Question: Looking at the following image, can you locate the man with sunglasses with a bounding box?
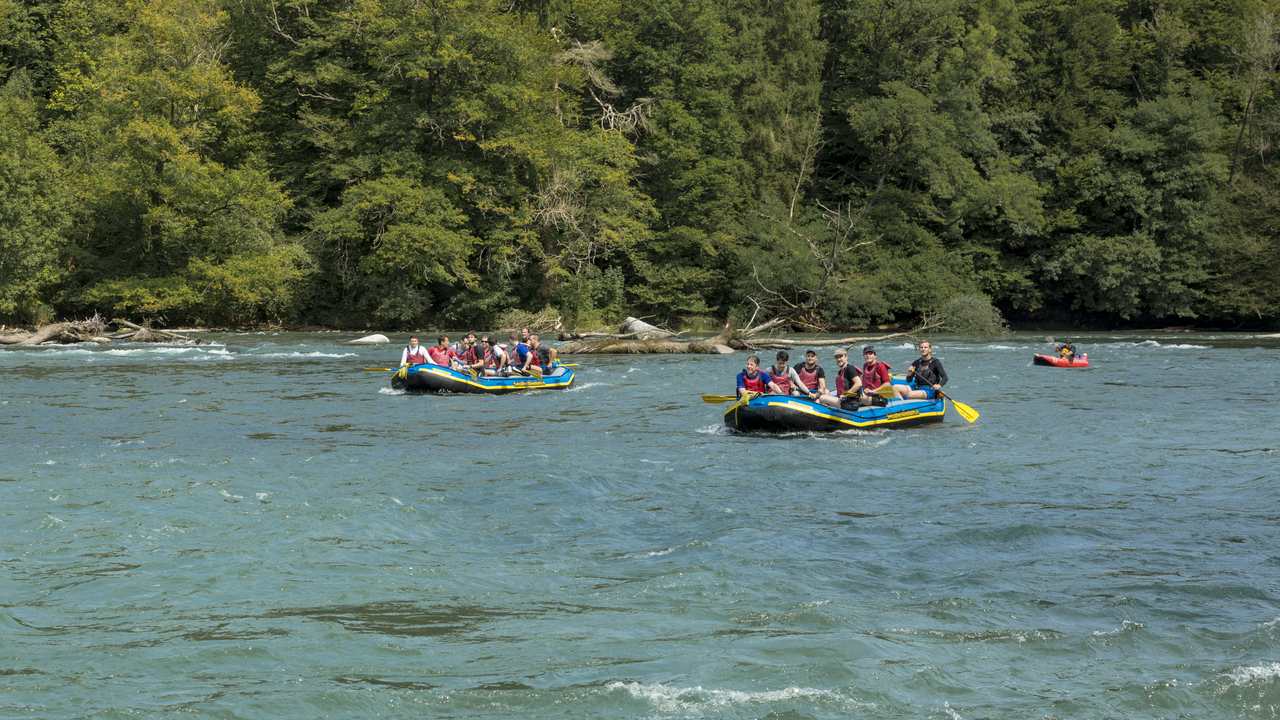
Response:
[479,336,508,377]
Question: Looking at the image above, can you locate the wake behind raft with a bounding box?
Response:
[724,380,945,433]
[390,364,575,394]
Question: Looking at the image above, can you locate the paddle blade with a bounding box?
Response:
[948,397,980,423]
[528,366,544,378]
[701,394,738,404]
[872,384,898,400]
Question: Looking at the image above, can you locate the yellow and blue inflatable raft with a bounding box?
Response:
[390,364,575,394]
[723,393,945,432]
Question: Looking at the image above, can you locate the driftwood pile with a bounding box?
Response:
[0,316,205,346]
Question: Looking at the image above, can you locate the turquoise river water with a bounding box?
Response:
[2,331,1279,719]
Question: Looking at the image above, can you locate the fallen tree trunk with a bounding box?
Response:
[111,318,202,344]
[555,320,938,355]
[0,316,109,345]
[0,316,204,346]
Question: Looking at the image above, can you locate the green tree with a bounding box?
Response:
[48,0,295,323]
[0,74,73,323]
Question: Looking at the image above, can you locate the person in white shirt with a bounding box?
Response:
[400,336,432,367]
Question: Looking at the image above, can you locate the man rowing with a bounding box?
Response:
[737,355,784,398]
[1056,339,1077,362]
[818,348,861,409]
[479,336,508,376]
[793,349,827,399]
[400,336,430,367]
[427,334,464,371]
[858,346,893,406]
[457,332,482,369]
[895,339,947,400]
[531,334,556,369]
[767,351,806,397]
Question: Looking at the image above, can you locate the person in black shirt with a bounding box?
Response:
[895,340,948,400]
[1056,339,1077,362]
[818,348,862,409]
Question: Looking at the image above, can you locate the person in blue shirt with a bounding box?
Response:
[737,356,784,398]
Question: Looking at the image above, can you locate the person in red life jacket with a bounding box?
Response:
[767,351,805,397]
[479,336,508,376]
[895,339,948,400]
[520,327,532,346]
[793,349,827,400]
[737,355,784,398]
[400,336,430,367]
[530,334,556,370]
[459,332,485,373]
[503,332,527,374]
[818,347,862,409]
[427,334,463,371]
[858,346,893,406]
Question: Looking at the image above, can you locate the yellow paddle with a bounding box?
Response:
[840,384,898,400]
[904,370,979,422]
[702,394,740,403]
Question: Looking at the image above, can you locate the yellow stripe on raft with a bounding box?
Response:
[414,366,572,390]
[763,398,944,428]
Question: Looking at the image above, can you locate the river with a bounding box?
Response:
[2,331,1278,718]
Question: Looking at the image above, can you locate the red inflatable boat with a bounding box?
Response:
[1033,353,1089,368]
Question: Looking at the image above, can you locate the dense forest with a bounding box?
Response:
[1,0,1278,330]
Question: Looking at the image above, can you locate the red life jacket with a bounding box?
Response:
[795,363,821,391]
[484,347,502,368]
[769,366,791,395]
[861,361,891,389]
[741,369,769,393]
[427,345,453,365]
[525,345,541,367]
[461,344,481,364]
[835,364,860,394]
[405,345,427,365]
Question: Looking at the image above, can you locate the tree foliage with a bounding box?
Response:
[1,0,1279,328]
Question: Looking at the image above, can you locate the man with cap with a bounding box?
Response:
[793,349,827,400]
[858,346,893,406]
[1056,339,1077,362]
[818,348,862,409]
[895,339,947,400]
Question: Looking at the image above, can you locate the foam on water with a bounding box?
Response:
[606,681,849,713]
[378,387,406,395]
[566,382,603,392]
[257,351,359,358]
[1226,663,1280,685]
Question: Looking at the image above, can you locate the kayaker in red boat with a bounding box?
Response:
[793,349,827,400]
[427,334,464,371]
[858,346,893,406]
[819,348,862,409]
[767,351,805,397]
[1056,339,1077,362]
[737,355,783,399]
[895,339,947,400]
[400,336,430,367]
